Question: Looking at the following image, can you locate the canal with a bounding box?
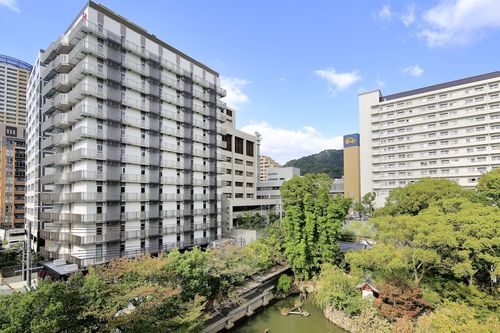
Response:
[228,296,347,333]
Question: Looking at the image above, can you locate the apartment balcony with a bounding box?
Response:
[39,229,71,243]
[161,176,191,185]
[121,192,160,201]
[194,237,210,246]
[39,246,61,260]
[41,133,70,150]
[69,102,120,123]
[69,59,106,85]
[217,86,227,97]
[69,82,106,103]
[41,35,71,64]
[52,93,71,111]
[120,211,160,221]
[120,173,160,183]
[160,160,190,169]
[42,113,71,134]
[160,126,184,138]
[68,39,105,65]
[159,194,182,201]
[160,91,183,108]
[161,210,192,218]
[161,225,182,234]
[70,233,121,246]
[160,74,182,90]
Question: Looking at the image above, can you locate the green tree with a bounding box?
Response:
[475,168,500,207]
[416,302,500,333]
[280,174,350,279]
[361,192,376,216]
[314,264,366,315]
[376,178,467,216]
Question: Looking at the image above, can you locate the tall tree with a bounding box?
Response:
[280,173,351,279]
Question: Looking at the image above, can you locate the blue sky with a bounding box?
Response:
[1,0,500,163]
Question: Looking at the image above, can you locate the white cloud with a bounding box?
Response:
[418,0,500,47]
[376,78,386,88]
[0,0,19,12]
[378,4,393,19]
[220,76,250,109]
[402,64,424,77]
[401,3,416,26]
[240,121,343,164]
[315,68,361,94]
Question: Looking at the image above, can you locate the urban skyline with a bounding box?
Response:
[2,0,500,163]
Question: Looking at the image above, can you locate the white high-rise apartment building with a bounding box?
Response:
[28,1,227,267]
[360,72,500,207]
[26,54,44,250]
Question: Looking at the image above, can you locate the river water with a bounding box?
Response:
[228,296,347,333]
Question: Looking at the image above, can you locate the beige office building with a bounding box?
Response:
[360,72,500,207]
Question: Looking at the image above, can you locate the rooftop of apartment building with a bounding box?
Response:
[372,71,500,102]
[69,1,218,76]
[0,54,32,72]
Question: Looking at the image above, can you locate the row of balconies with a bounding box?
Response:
[41,170,121,185]
[374,93,498,119]
[41,207,221,224]
[372,100,500,126]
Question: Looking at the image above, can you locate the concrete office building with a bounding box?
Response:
[343,133,361,202]
[360,72,500,207]
[257,167,300,199]
[28,1,227,267]
[0,55,31,127]
[220,107,276,231]
[259,155,280,182]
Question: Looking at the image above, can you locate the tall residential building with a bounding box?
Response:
[0,125,26,245]
[343,133,361,202]
[259,155,280,182]
[26,54,44,250]
[360,72,500,207]
[0,55,31,246]
[28,1,227,267]
[0,55,31,126]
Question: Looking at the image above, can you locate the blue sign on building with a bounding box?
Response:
[343,133,360,148]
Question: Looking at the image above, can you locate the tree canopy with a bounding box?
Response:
[376,178,468,216]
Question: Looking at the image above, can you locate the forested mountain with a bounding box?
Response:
[284,149,343,179]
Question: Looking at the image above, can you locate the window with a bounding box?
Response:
[234,137,244,154]
[246,141,254,157]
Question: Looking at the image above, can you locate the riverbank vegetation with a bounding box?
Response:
[314,169,500,332]
[0,241,284,332]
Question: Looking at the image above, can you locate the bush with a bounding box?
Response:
[276,274,293,293]
[314,264,366,316]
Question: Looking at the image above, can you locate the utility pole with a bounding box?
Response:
[26,220,32,288]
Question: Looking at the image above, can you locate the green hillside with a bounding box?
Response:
[284,149,343,179]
